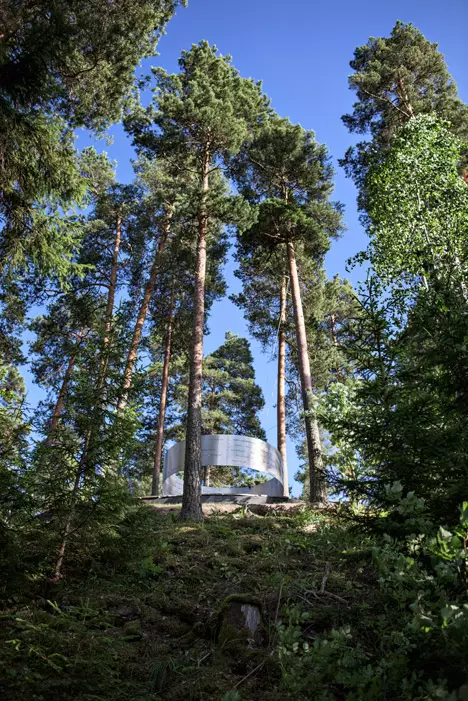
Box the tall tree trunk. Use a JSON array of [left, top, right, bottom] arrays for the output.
[[287, 240, 327, 505], [103, 213, 122, 357], [117, 209, 173, 413], [277, 274, 288, 496], [46, 330, 86, 444], [98, 212, 122, 387], [330, 312, 343, 380], [79, 214, 122, 473], [180, 147, 210, 521], [47, 353, 77, 438], [151, 283, 175, 496], [49, 467, 81, 582]]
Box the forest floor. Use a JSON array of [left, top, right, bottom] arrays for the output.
[[0, 503, 380, 700]]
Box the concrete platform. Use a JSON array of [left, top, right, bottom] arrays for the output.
[[141, 494, 294, 505]]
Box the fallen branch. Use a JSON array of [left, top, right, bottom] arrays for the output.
[[234, 660, 266, 689]]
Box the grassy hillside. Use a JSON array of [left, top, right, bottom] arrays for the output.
[[1, 503, 467, 700]]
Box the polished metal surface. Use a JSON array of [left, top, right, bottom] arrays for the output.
[[162, 434, 286, 497]]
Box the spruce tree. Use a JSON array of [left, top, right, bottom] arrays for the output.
[[0, 2, 183, 330], [232, 248, 290, 493], [170, 332, 266, 488]]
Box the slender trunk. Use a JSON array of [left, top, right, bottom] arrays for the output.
[[330, 313, 338, 346], [46, 329, 86, 443], [277, 274, 288, 496], [79, 215, 122, 472], [204, 387, 217, 488], [117, 210, 173, 413], [47, 353, 77, 438], [287, 240, 327, 505], [151, 284, 175, 496], [330, 312, 343, 380], [103, 214, 122, 356], [49, 467, 81, 582], [78, 428, 92, 476], [180, 147, 210, 521], [98, 213, 122, 389]]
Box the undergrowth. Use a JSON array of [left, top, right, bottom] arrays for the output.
[[0, 498, 467, 700]]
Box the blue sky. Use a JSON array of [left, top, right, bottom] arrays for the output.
[[26, 0, 468, 495]]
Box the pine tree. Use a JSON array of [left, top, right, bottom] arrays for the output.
[[130, 204, 228, 494], [341, 21, 468, 208], [232, 116, 343, 504], [73, 180, 139, 473], [288, 269, 359, 499], [0, 0, 184, 129], [127, 42, 269, 520], [116, 157, 195, 413], [150, 281, 175, 496]]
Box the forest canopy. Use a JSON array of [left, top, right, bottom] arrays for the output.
[[0, 7, 467, 700]]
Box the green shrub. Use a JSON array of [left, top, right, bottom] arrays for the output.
[[277, 499, 468, 699]]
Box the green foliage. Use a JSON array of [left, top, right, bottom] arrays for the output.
[[366, 115, 468, 294], [0, 1, 183, 286], [1, 14, 468, 701], [277, 499, 468, 700], [1, 0, 183, 129], [128, 40, 269, 164], [234, 116, 342, 255], [202, 332, 266, 439], [0, 363, 27, 467], [331, 115, 468, 519], [341, 20, 468, 206], [0, 114, 86, 279], [2, 492, 468, 700]]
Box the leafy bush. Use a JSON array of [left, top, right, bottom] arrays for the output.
[[277, 499, 468, 700]]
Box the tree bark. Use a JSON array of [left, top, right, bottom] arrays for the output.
[[47, 353, 77, 438], [117, 209, 173, 413], [180, 147, 210, 521], [330, 313, 338, 346], [103, 214, 122, 356], [79, 215, 122, 473], [98, 212, 122, 389], [396, 77, 414, 118], [46, 329, 87, 444], [49, 467, 81, 582], [151, 283, 175, 496], [287, 240, 327, 505], [277, 274, 288, 496]]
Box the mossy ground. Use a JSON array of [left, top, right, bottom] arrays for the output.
[[0, 504, 378, 700]]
